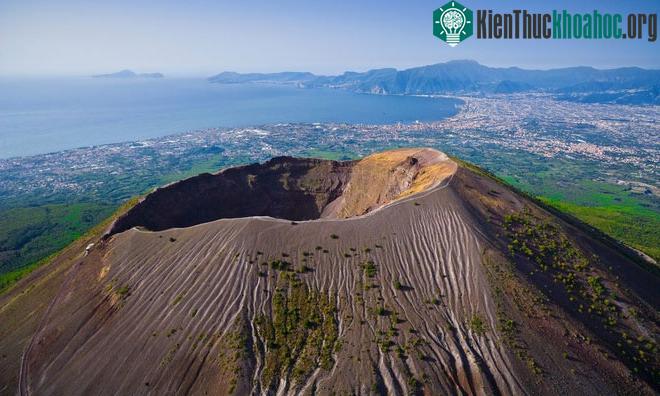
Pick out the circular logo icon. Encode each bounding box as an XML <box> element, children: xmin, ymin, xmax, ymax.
<box><xmin>433</xmin><ymin>1</ymin><xmax>473</xmax><ymax>47</ymax></box>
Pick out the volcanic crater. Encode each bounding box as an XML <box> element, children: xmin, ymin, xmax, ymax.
<box><xmin>1</xmin><ymin>148</ymin><xmax>658</xmax><ymax>396</ymax></box>
<box><xmin>108</xmin><ymin>148</ymin><xmax>457</xmax><ymax>234</ymax></box>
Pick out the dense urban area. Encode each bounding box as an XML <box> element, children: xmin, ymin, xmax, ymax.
<box><xmin>1</xmin><ymin>94</ymin><xmax>657</xmax><ymax>202</ymax></box>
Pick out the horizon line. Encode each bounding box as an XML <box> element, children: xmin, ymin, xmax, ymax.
<box><xmin>1</xmin><ymin>59</ymin><xmax>659</xmax><ymax>79</ymax></box>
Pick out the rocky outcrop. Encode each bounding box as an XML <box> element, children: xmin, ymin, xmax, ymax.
<box><xmin>108</xmin><ymin>156</ymin><xmax>353</xmax><ymax>233</ymax></box>
<box><xmin>108</xmin><ymin>148</ymin><xmax>456</xmax><ymax>234</ymax></box>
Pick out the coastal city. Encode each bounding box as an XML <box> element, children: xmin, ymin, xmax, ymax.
<box><xmin>3</xmin><ymin>0</ymin><xmax>659</xmax><ymax>392</ymax></box>
<box><xmin>1</xmin><ymin>93</ymin><xmax>658</xmax><ymax>206</ymax></box>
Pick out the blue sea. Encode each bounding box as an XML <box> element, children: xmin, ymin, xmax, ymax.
<box><xmin>0</xmin><ymin>78</ymin><xmax>461</xmax><ymax>159</ymax></box>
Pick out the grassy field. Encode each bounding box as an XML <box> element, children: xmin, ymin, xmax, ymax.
<box><xmin>493</xmin><ymin>155</ymin><xmax>659</xmax><ymax>262</ymax></box>
<box><xmin>538</xmin><ymin>197</ymin><xmax>660</xmax><ymax>261</ymax></box>
<box><xmin>158</xmin><ymin>154</ymin><xmax>226</xmax><ymax>185</ymax></box>
<box><xmin>159</xmin><ymin>154</ymin><xmax>256</xmax><ymax>185</ymax></box>
<box><xmin>0</xmin><ymin>203</ymin><xmax>115</xmax><ymax>275</ymax></box>
<box><xmin>0</xmin><ymin>203</ymin><xmax>114</xmax><ymax>293</ymax></box>
<box><xmin>0</xmin><ymin>248</ymin><xmax>68</xmax><ymax>293</ymax></box>
<box><xmin>299</xmin><ymin>149</ymin><xmax>358</xmax><ymax>161</ymax></box>
<box><xmin>0</xmin><ymin>198</ymin><xmax>140</xmax><ymax>294</ymax></box>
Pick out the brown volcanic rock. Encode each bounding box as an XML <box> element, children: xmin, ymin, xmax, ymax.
<box><xmin>108</xmin><ymin>156</ymin><xmax>354</xmax><ymax>233</ymax></box>
<box><xmin>1</xmin><ymin>148</ymin><xmax>658</xmax><ymax>396</ymax></box>
<box><xmin>108</xmin><ymin>148</ymin><xmax>455</xmax><ymax>234</ymax></box>
<box><xmin>323</xmin><ymin>148</ymin><xmax>456</xmax><ymax>218</ymax></box>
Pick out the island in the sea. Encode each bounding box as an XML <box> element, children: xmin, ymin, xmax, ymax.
<box><xmin>92</xmin><ymin>69</ymin><xmax>164</xmax><ymax>78</ymax></box>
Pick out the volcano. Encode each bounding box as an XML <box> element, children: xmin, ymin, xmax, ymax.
<box><xmin>0</xmin><ymin>148</ymin><xmax>658</xmax><ymax>395</ymax></box>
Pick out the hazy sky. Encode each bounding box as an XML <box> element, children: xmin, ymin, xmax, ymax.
<box><xmin>0</xmin><ymin>0</ymin><xmax>658</xmax><ymax>76</ymax></box>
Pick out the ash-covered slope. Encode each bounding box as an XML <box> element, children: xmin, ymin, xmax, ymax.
<box><xmin>1</xmin><ymin>148</ymin><xmax>658</xmax><ymax>396</ymax></box>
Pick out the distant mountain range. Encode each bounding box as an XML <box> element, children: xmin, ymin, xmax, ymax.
<box><xmin>93</xmin><ymin>69</ymin><xmax>164</xmax><ymax>79</ymax></box>
<box><xmin>209</xmin><ymin>60</ymin><xmax>660</xmax><ymax>105</ymax></box>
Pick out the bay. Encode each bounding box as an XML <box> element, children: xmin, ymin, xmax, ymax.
<box><xmin>0</xmin><ymin>77</ymin><xmax>460</xmax><ymax>158</ymax></box>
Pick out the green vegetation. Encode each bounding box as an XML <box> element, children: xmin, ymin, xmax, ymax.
<box><xmin>159</xmin><ymin>343</ymin><xmax>180</xmax><ymax>367</ymax></box>
<box><xmin>105</xmin><ymin>279</ymin><xmax>131</xmax><ymax>307</ymax></box>
<box><xmin>481</xmin><ymin>152</ymin><xmax>659</xmax><ymax>262</ymax></box>
<box><xmin>116</xmin><ymin>285</ymin><xmax>130</xmax><ymax>298</ymax></box>
<box><xmin>362</xmin><ymin>260</ymin><xmax>377</xmax><ymax>278</ymax></box>
<box><xmin>299</xmin><ymin>149</ymin><xmax>357</xmax><ymax>161</ymax></box>
<box><xmin>539</xmin><ymin>195</ymin><xmax>660</xmax><ymax>261</ymax></box>
<box><xmin>269</xmin><ymin>259</ymin><xmax>291</xmax><ymax>271</ymax></box>
<box><xmin>0</xmin><ymin>154</ymin><xmax>250</xmax><ymax>289</ymax></box>
<box><xmin>375</xmin><ymin>306</ymin><xmax>388</xmax><ymax>316</ymax></box>
<box><xmin>407</xmin><ymin>376</ymin><xmax>422</xmax><ymax>394</ymax></box>
<box><xmin>4</xmin><ymin>147</ymin><xmax>656</xmax><ymax>306</ymax></box>
<box><xmin>481</xmin><ymin>252</ymin><xmax>546</xmax><ymax>376</ymax></box>
<box><xmin>452</xmin><ymin>149</ymin><xmax>659</xmax><ymax>262</ymax></box>
<box><xmin>504</xmin><ymin>211</ymin><xmax>600</xmax><ymax>299</ymax></box>
<box><xmin>0</xmin><ymin>251</ymin><xmax>55</xmax><ymax>293</ymax></box>
<box><xmin>255</xmin><ymin>271</ymin><xmax>339</xmax><ymax>390</ymax></box>
<box><xmin>216</xmin><ymin>322</ymin><xmax>250</xmax><ymax>395</ymax></box>
<box><xmin>0</xmin><ymin>202</ymin><xmax>115</xmax><ymax>275</ymax></box>
<box><xmin>0</xmin><ymin>197</ymin><xmax>140</xmax><ymax>294</ymax></box>
<box><xmin>468</xmin><ymin>314</ymin><xmax>486</xmax><ymax>335</ymax></box>
<box><xmin>503</xmin><ymin>211</ymin><xmax>658</xmax><ymax>377</ymax></box>
<box><xmin>172</xmin><ymin>293</ymin><xmax>185</xmax><ymax>305</ymax></box>
<box><xmin>157</xmin><ymin>153</ymin><xmax>228</xmax><ymax>185</ymax></box>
